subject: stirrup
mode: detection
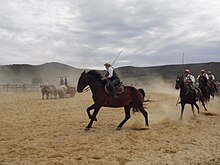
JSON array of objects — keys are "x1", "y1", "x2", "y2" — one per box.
[{"x1": 113, "y1": 96, "x2": 119, "y2": 99}]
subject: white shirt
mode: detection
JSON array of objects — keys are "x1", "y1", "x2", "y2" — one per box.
[
  {"x1": 208, "y1": 75, "x2": 215, "y2": 81},
  {"x1": 197, "y1": 74, "x2": 209, "y2": 80},
  {"x1": 107, "y1": 67, "x2": 114, "y2": 78},
  {"x1": 184, "y1": 74, "x2": 195, "y2": 84}
]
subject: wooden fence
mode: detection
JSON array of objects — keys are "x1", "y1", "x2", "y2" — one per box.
[{"x1": 0, "y1": 84, "x2": 40, "y2": 92}]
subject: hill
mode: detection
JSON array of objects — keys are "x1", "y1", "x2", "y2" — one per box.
[
  {"x1": 0, "y1": 62, "x2": 83, "y2": 85},
  {"x1": 0, "y1": 62, "x2": 219, "y2": 86},
  {"x1": 116, "y1": 62, "x2": 220, "y2": 86}
]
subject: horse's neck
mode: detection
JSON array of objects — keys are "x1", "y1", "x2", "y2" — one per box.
[
  {"x1": 180, "y1": 82, "x2": 188, "y2": 93},
  {"x1": 87, "y1": 77, "x2": 103, "y2": 94}
]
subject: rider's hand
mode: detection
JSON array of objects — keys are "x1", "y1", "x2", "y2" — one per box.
[{"x1": 102, "y1": 77, "x2": 108, "y2": 80}]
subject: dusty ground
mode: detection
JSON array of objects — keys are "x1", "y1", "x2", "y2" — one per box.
[{"x1": 0, "y1": 88, "x2": 220, "y2": 165}]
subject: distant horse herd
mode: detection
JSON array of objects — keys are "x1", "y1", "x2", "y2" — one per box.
[{"x1": 40, "y1": 84, "x2": 76, "y2": 99}]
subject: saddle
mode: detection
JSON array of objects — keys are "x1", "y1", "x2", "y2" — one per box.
[{"x1": 104, "y1": 82, "x2": 124, "y2": 94}]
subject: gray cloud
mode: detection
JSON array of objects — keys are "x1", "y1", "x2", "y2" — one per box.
[{"x1": 0, "y1": 0, "x2": 220, "y2": 69}]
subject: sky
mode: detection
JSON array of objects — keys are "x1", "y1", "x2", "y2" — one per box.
[{"x1": 0, "y1": 0, "x2": 220, "y2": 69}]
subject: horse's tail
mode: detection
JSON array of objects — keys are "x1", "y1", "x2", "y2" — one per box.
[{"x1": 132, "y1": 88, "x2": 146, "y2": 113}]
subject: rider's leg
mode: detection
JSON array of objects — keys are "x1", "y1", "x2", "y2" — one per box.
[{"x1": 109, "y1": 78, "x2": 120, "y2": 99}]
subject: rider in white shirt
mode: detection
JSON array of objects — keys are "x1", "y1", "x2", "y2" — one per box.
[
  {"x1": 184, "y1": 69, "x2": 195, "y2": 86},
  {"x1": 196, "y1": 69, "x2": 209, "y2": 80},
  {"x1": 184, "y1": 69, "x2": 198, "y2": 101},
  {"x1": 207, "y1": 71, "x2": 215, "y2": 81},
  {"x1": 104, "y1": 63, "x2": 120, "y2": 99}
]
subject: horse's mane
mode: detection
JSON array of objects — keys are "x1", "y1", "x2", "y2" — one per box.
[{"x1": 87, "y1": 70, "x2": 103, "y2": 82}]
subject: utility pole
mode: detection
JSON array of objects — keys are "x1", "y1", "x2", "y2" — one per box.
[{"x1": 182, "y1": 52, "x2": 184, "y2": 64}]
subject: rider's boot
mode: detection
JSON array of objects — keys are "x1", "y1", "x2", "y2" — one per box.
[{"x1": 111, "y1": 86, "x2": 119, "y2": 100}]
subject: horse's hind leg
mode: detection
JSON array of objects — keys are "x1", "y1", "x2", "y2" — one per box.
[
  {"x1": 191, "y1": 104, "x2": 196, "y2": 118},
  {"x1": 116, "y1": 105, "x2": 132, "y2": 130},
  {"x1": 137, "y1": 106, "x2": 149, "y2": 127},
  {"x1": 87, "y1": 103, "x2": 97, "y2": 121}
]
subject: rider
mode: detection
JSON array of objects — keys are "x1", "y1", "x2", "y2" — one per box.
[
  {"x1": 183, "y1": 69, "x2": 198, "y2": 101},
  {"x1": 103, "y1": 63, "x2": 120, "y2": 99},
  {"x1": 197, "y1": 69, "x2": 209, "y2": 80},
  {"x1": 64, "y1": 75, "x2": 68, "y2": 87},
  {"x1": 59, "y1": 75, "x2": 64, "y2": 85},
  {"x1": 207, "y1": 71, "x2": 217, "y2": 92},
  {"x1": 207, "y1": 71, "x2": 215, "y2": 81},
  {"x1": 196, "y1": 69, "x2": 208, "y2": 87}
]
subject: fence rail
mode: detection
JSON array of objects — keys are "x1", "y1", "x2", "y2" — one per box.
[{"x1": 0, "y1": 84, "x2": 40, "y2": 92}]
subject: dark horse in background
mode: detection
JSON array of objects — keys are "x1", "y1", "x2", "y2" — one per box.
[
  {"x1": 77, "y1": 70, "x2": 149, "y2": 130},
  {"x1": 198, "y1": 76, "x2": 211, "y2": 102},
  {"x1": 175, "y1": 76, "x2": 207, "y2": 120}
]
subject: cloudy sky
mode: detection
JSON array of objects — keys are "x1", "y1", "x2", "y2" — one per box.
[{"x1": 0, "y1": 0, "x2": 220, "y2": 69}]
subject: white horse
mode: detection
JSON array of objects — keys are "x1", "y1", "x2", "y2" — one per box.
[
  {"x1": 52, "y1": 85, "x2": 67, "y2": 98},
  {"x1": 40, "y1": 84, "x2": 55, "y2": 99}
]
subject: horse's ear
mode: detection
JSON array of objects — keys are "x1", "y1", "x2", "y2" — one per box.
[{"x1": 81, "y1": 70, "x2": 86, "y2": 75}]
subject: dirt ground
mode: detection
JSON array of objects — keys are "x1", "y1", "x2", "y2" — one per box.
[{"x1": 0, "y1": 88, "x2": 220, "y2": 165}]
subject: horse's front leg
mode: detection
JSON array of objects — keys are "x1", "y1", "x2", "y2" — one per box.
[
  {"x1": 42, "y1": 92, "x2": 44, "y2": 99},
  {"x1": 46, "y1": 93, "x2": 49, "y2": 99},
  {"x1": 180, "y1": 103, "x2": 185, "y2": 120},
  {"x1": 194, "y1": 102, "x2": 200, "y2": 114},
  {"x1": 191, "y1": 104, "x2": 195, "y2": 118},
  {"x1": 85, "y1": 106, "x2": 101, "y2": 131},
  {"x1": 86, "y1": 103, "x2": 97, "y2": 121}
]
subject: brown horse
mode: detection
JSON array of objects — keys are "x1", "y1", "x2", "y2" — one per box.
[
  {"x1": 175, "y1": 76, "x2": 207, "y2": 120},
  {"x1": 77, "y1": 70, "x2": 149, "y2": 130}
]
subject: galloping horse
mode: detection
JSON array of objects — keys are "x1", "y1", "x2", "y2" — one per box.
[
  {"x1": 198, "y1": 76, "x2": 211, "y2": 102},
  {"x1": 208, "y1": 81, "x2": 219, "y2": 97},
  {"x1": 77, "y1": 70, "x2": 149, "y2": 130},
  {"x1": 175, "y1": 76, "x2": 207, "y2": 120}
]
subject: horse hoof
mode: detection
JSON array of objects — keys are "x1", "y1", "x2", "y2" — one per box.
[
  {"x1": 116, "y1": 127, "x2": 122, "y2": 130},
  {"x1": 84, "y1": 127, "x2": 90, "y2": 131}
]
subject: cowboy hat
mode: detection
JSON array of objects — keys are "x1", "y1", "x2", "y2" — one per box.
[{"x1": 104, "y1": 63, "x2": 111, "y2": 67}]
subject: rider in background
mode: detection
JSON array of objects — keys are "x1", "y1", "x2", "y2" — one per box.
[
  {"x1": 197, "y1": 69, "x2": 209, "y2": 81},
  {"x1": 196, "y1": 69, "x2": 208, "y2": 86},
  {"x1": 207, "y1": 71, "x2": 218, "y2": 93},
  {"x1": 59, "y1": 75, "x2": 64, "y2": 85},
  {"x1": 103, "y1": 63, "x2": 120, "y2": 99},
  {"x1": 207, "y1": 71, "x2": 215, "y2": 81},
  {"x1": 184, "y1": 69, "x2": 198, "y2": 101},
  {"x1": 64, "y1": 75, "x2": 68, "y2": 87}
]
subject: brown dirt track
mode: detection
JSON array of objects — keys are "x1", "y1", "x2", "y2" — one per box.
[{"x1": 0, "y1": 89, "x2": 220, "y2": 165}]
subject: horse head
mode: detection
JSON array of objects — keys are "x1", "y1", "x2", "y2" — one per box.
[
  {"x1": 77, "y1": 71, "x2": 88, "y2": 93},
  {"x1": 175, "y1": 75, "x2": 184, "y2": 90}
]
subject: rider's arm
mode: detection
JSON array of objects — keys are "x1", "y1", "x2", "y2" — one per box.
[
  {"x1": 190, "y1": 75, "x2": 195, "y2": 83},
  {"x1": 212, "y1": 75, "x2": 215, "y2": 80}
]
